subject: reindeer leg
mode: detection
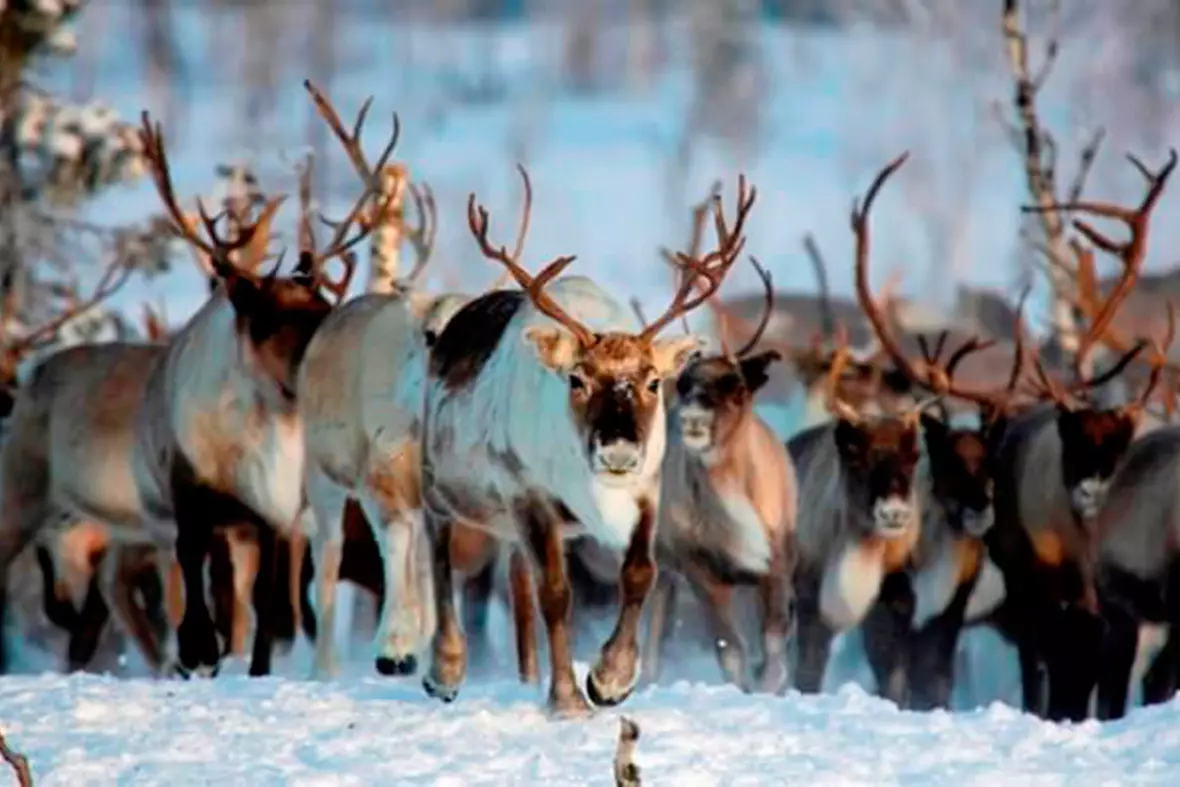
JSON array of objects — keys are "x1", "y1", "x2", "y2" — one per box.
[
  {"x1": 64, "y1": 551, "x2": 111, "y2": 673},
  {"x1": 271, "y1": 534, "x2": 299, "y2": 654},
  {"x1": 247, "y1": 522, "x2": 278, "y2": 677},
  {"x1": 793, "y1": 572, "x2": 834, "y2": 694},
  {"x1": 1096, "y1": 599, "x2": 1138, "y2": 720},
  {"x1": 229, "y1": 528, "x2": 260, "y2": 659},
  {"x1": 422, "y1": 511, "x2": 466, "y2": 703},
  {"x1": 587, "y1": 498, "x2": 657, "y2": 708},
  {"x1": 639, "y1": 570, "x2": 677, "y2": 687},
  {"x1": 365, "y1": 501, "x2": 423, "y2": 677},
  {"x1": 174, "y1": 521, "x2": 220, "y2": 677},
  {"x1": 207, "y1": 532, "x2": 238, "y2": 655},
  {"x1": 682, "y1": 562, "x2": 748, "y2": 692},
  {"x1": 862, "y1": 571, "x2": 915, "y2": 707},
  {"x1": 522, "y1": 500, "x2": 592, "y2": 718},
  {"x1": 756, "y1": 546, "x2": 795, "y2": 695},
  {"x1": 103, "y1": 545, "x2": 168, "y2": 675},
  {"x1": 907, "y1": 579, "x2": 974, "y2": 711},
  {"x1": 509, "y1": 546, "x2": 540, "y2": 685},
  {"x1": 306, "y1": 469, "x2": 346, "y2": 680}
]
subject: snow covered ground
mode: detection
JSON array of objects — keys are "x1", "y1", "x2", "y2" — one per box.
[{"x1": 3, "y1": 665, "x2": 1180, "y2": 784}]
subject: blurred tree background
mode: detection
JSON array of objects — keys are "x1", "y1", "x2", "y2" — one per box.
[{"x1": 6, "y1": 0, "x2": 1180, "y2": 370}]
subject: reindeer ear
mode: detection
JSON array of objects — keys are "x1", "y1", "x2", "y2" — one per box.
[
  {"x1": 523, "y1": 325, "x2": 580, "y2": 372},
  {"x1": 651, "y1": 335, "x2": 706, "y2": 378},
  {"x1": 739, "y1": 349, "x2": 781, "y2": 393}
]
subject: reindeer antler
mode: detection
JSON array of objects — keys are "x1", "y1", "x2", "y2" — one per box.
[
  {"x1": 401, "y1": 180, "x2": 438, "y2": 286},
  {"x1": 639, "y1": 175, "x2": 756, "y2": 342},
  {"x1": 467, "y1": 164, "x2": 591, "y2": 345},
  {"x1": 852, "y1": 153, "x2": 1020, "y2": 411},
  {"x1": 138, "y1": 112, "x2": 284, "y2": 278},
  {"x1": 303, "y1": 81, "x2": 406, "y2": 301},
  {"x1": 1025, "y1": 149, "x2": 1178, "y2": 380}
]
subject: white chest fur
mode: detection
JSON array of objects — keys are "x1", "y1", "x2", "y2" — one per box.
[
  {"x1": 964, "y1": 556, "x2": 1006, "y2": 623},
  {"x1": 587, "y1": 479, "x2": 642, "y2": 550},
  {"x1": 820, "y1": 541, "x2": 885, "y2": 632},
  {"x1": 718, "y1": 492, "x2": 771, "y2": 574}
]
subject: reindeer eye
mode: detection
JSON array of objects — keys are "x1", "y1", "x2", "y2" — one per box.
[
  {"x1": 569, "y1": 374, "x2": 587, "y2": 392},
  {"x1": 646, "y1": 377, "x2": 661, "y2": 394}
]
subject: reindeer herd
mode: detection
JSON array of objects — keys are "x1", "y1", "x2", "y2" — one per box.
[{"x1": 1, "y1": 80, "x2": 1180, "y2": 728}]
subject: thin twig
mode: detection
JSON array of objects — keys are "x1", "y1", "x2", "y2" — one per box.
[
  {"x1": 0, "y1": 730, "x2": 32, "y2": 787},
  {"x1": 1066, "y1": 127, "x2": 1106, "y2": 204}
]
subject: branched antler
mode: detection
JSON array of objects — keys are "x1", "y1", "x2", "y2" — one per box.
[
  {"x1": 852, "y1": 153, "x2": 1021, "y2": 413},
  {"x1": 302, "y1": 80, "x2": 406, "y2": 301},
  {"x1": 640, "y1": 175, "x2": 756, "y2": 341},
  {"x1": 467, "y1": 165, "x2": 589, "y2": 344},
  {"x1": 138, "y1": 112, "x2": 284, "y2": 279}
]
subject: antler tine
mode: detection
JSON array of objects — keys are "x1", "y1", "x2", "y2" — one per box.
[
  {"x1": 404, "y1": 180, "x2": 438, "y2": 285},
  {"x1": 733, "y1": 255, "x2": 774, "y2": 357},
  {"x1": 466, "y1": 167, "x2": 595, "y2": 346},
  {"x1": 945, "y1": 337, "x2": 999, "y2": 379},
  {"x1": 315, "y1": 249, "x2": 360, "y2": 303},
  {"x1": 641, "y1": 175, "x2": 757, "y2": 342},
  {"x1": 303, "y1": 79, "x2": 402, "y2": 195},
  {"x1": 138, "y1": 112, "x2": 216, "y2": 258}
]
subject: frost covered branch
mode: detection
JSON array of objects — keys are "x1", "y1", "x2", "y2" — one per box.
[{"x1": 0, "y1": 728, "x2": 32, "y2": 787}]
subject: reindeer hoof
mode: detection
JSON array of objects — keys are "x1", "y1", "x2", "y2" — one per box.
[
  {"x1": 586, "y1": 669, "x2": 636, "y2": 708},
  {"x1": 548, "y1": 693, "x2": 595, "y2": 720},
  {"x1": 423, "y1": 673, "x2": 459, "y2": 703},
  {"x1": 376, "y1": 655, "x2": 418, "y2": 676}
]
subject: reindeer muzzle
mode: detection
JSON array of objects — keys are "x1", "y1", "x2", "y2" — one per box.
[
  {"x1": 872, "y1": 495, "x2": 914, "y2": 538},
  {"x1": 960, "y1": 507, "x2": 994, "y2": 538},
  {"x1": 594, "y1": 439, "x2": 643, "y2": 478}
]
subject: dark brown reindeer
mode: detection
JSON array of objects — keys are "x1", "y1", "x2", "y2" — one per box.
[
  {"x1": 640, "y1": 253, "x2": 797, "y2": 694},
  {"x1": 981, "y1": 149, "x2": 1177, "y2": 721},
  {"x1": 785, "y1": 156, "x2": 939, "y2": 695},
  {"x1": 852, "y1": 212, "x2": 1030, "y2": 707},
  {"x1": 419, "y1": 172, "x2": 752, "y2": 716},
  {"x1": 128, "y1": 110, "x2": 389, "y2": 677}
]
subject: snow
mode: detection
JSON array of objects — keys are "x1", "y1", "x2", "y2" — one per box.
[{"x1": 3, "y1": 668, "x2": 1180, "y2": 784}]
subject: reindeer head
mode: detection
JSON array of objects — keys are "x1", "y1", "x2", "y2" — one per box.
[
  {"x1": 468, "y1": 166, "x2": 753, "y2": 483},
  {"x1": 921, "y1": 412, "x2": 1006, "y2": 538},
  {"x1": 1019, "y1": 147, "x2": 1178, "y2": 521},
  {"x1": 832, "y1": 406, "x2": 922, "y2": 539},
  {"x1": 670, "y1": 257, "x2": 781, "y2": 456}
]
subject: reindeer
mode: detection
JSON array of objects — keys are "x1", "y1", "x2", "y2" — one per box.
[
  {"x1": 980, "y1": 150, "x2": 1177, "y2": 721},
  {"x1": 418, "y1": 172, "x2": 752, "y2": 716},
  {"x1": 1093, "y1": 371, "x2": 1180, "y2": 720},
  {"x1": 850, "y1": 196, "x2": 1030, "y2": 707},
  {"x1": 296, "y1": 80, "x2": 478, "y2": 679},
  {"x1": 638, "y1": 251, "x2": 796, "y2": 694},
  {"x1": 127, "y1": 104, "x2": 392, "y2": 677},
  {"x1": 785, "y1": 158, "x2": 935, "y2": 695}
]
